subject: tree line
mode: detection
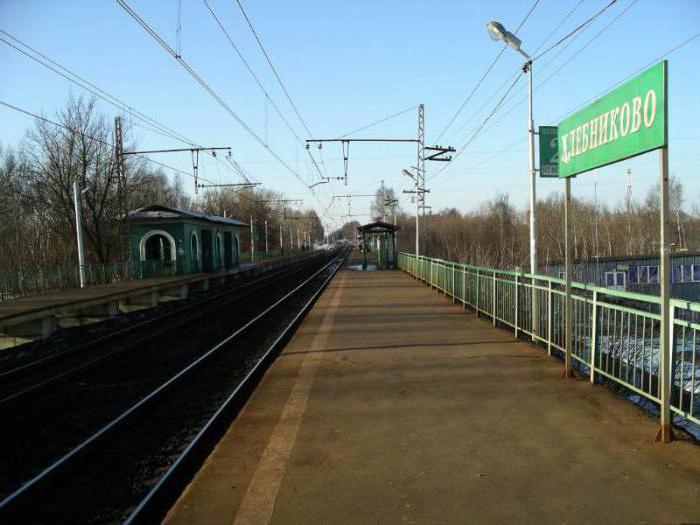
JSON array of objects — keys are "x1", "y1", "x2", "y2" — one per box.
[
  {"x1": 334, "y1": 180, "x2": 698, "y2": 271},
  {"x1": 0, "y1": 96, "x2": 322, "y2": 270}
]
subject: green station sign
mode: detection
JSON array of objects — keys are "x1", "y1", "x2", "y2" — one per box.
[
  {"x1": 558, "y1": 61, "x2": 667, "y2": 178},
  {"x1": 538, "y1": 126, "x2": 558, "y2": 178}
]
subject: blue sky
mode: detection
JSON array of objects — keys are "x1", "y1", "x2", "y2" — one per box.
[{"x1": 1, "y1": 0, "x2": 699, "y2": 230}]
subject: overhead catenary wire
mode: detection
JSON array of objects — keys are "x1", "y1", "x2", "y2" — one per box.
[
  {"x1": 116, "y1": 0, "x2": 324, "y2": 207},
  {"x1": 431, "y1": 27, "x2": 700, "y2": 191},
  {"x1": 442, "y1": 0, "x2": 586, "y2": 148},
  {"x1": 0, "y1": 99, "x2": 214, "y2": 184},
  {"x1": 532, "y1": 0, "x2": 620, "y2": 62},
  {"x1": 234, "y1": 0, "x2": 314, "y2": 139},
  {"x1": 435, "y1": 0, "x2": 540, "y2": 143},
  {"x1": 0, "y1": 28, "x2": 251, "y2": 186},
  {"x1": 335, "y1": 105, "x2": 419, "y2": 139},
  {"x1": 432, "y1": 0, "x2": 636, "y2": 183},
  {"x1": 202, "y1": 0, "x2": 326, "y2": 183}
]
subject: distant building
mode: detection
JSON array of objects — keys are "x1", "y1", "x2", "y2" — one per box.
[
  {"x1": 128, "y1": 205, "x2": 248, "y2": 275},
  {"x1": 542, "y1": 251, "x2": 700, "y2": 301}
]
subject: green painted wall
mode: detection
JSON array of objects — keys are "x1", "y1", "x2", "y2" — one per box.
[{"x1": 128, "y1": 220, "x2": 244, "y2": 275}]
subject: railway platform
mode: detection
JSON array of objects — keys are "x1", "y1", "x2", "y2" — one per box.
[
  {"x1": 0, "y1": 256, "x2": 293, "y2": 349},
  {"x1": 166, "y1": 267, "x2": 700, "y2": 524}
]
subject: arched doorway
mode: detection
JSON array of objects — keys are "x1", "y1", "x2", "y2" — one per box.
[
  {"x1": 139, "y1": 230, "x2": 177, "y2": 275},
  {"x1": 233, "y1": 235, "x2": 240, "y2": 266},
  {"x1": 190, "y1": 231, "x2": 200, "y2": 272},
  {"x1": 216, "y1": 233, "x2": 224, "y2": 269}
]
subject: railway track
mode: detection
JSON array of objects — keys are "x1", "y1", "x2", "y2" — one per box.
[
  {"x1": 0, "y1": 252, "x2": 320, "y2": 384},
  {"x1": 0, "y1": 251, "x2": 325, "y2": 403},
  {"x1": 0, "y1": 249, "x2": 348, "y2": 522}
]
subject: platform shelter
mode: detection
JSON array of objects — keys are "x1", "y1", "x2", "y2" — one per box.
[
  {"x1": 357, "y1": 221, "x2": 398, "y2": 270},
  {"x1": 128, "y1": 205, "x2": 248, "y2": 275}
]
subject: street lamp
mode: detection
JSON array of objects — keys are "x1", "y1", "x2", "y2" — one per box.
[{"x1": 487, "y1": 20, "x2": 538, "y2": 336}]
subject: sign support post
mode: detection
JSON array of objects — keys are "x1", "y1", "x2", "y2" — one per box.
[
  {"x1": 553, "y1": 60, "x2": 671, "y2": 441},
  {"x1": 657, "y1": 144, "x2": 672, "y2": 442},
  {"x1": 563, "y1": 176, "x2": 574, "y2": 378}
]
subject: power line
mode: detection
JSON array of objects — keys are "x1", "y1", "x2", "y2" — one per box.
[
  {"x1": 432, "y1": 27, "x2": 700, "y2": 191},
  {"x1": 532, "y1": 0, "x2": 619, "y2": 61},
  {"x1": 435, "y1": 0, "x2": 540, "y2": 143},
  {"x1": 442, "y1": 0, "x2": 585, "y2": 148},
  {"x1": 234, "y1": 0, "x2": 314, "y2": 139},
  {"x1": 530, "y1": 0, "x2": 584, "y2": 55},
  {"x1": 202, "y1": 0, "x2": 326, "y2": 182},
  {"x1": 335, "y1": 105, "x2": 419, "y2": 139},
  {"x1": 435, "y1": 0, "x2": 636, "y2": 178},
  {"x1": 0, "y1": 28, "x2": 250, "y2": 185},
  {"x1": 0, "y1": 99, "x2": 212, "y2": 184},
  {"x1": 117, "y1": 0, "x2": 315, "y2": 195},
  {"x1": 0, "y1": 30, "x2": 193, "y2": 147},
  {"x1": 429, "y1": 71, "x2": 523, "y2": 182}
]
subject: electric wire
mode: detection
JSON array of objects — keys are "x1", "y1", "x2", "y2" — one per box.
[
  {"x1": 432, "y1": 27, "x2": 700, "y2": 190},
  {"x1": 431, "y1": 0, "x2": 635, "y2": 183},
  {"x1": 202, "y1": 0, "x2": 326, "y2": 182},
  {"x1": 434, "y1": 0, "x2": 540, "y2": 143},
  {"x1": 0, "y1": 99, "x2": 213, "y2": 184},
  {"x1": 117, "y1": 0, "x2": 319, "y2": 201},
  {"x1": 532, "y1": 0, "x2": 619, "y2": 62},
  {"x1": 234, "y1": 0, "x2": 314, "y2": 139},
  {"x1": 335, "y1": 105, "x2": 419, "y2": 139},
  {"x1": 0, "y1": 28, "x2": 250, "y2": 185}
]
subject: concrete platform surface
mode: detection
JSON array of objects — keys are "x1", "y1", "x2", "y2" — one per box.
[{"x1": 166, "y1": 269, "x2": 700, "y2": 524}]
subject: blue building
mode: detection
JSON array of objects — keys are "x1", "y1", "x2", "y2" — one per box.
[{"x1": 542, "y1": 251, "x2": 700, "y2": 301}]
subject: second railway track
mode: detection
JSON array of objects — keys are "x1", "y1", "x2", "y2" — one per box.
[{"x1": 0, "y1": 248, "x2": 348, "y2": 522}]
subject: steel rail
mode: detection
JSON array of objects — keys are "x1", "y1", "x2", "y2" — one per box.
[
  {"x1": 126, "y1": 249, "x2": 348, "y2": 522},
  {"x1": 0, "y1": 252, "x2": 318, "y2": 381},
  {"x1": 0, "y1": 253, "x2": 326, "y2": 407},
  {"x1": 0, "y1": 250, "x2": 346, "y2": 512}
]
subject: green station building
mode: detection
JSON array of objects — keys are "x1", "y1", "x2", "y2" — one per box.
[{"x1": 128, "y1": 205, "x2": 248, "y2": 275}]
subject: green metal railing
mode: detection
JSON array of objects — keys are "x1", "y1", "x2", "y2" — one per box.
[
  {"x1": 398, "y1": 252, "x2": 700, "y2": 430},
  {"x1": 0, "y1": 260, "x2": 177, "y2": 301}
]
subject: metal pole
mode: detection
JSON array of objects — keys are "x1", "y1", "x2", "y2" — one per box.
[
  {"x1": 527, "y1": 61, "x2": 539, "y2": 340},
  {"x1": 250, "y1": 214, "x2": 255, "y2": 261},
  {"x1": 279, "y1": 223, "x2": 283, "y2": 254},
  {"x1": 264, "y1": 220, "x2": 269, "y2": 253},
  {"x1": 114, "y1": 116, "x2": 127, "y2": 261},
  {"x1": 73, "y1": 179, "x2": 86, "y2": 288},
  {"x1": 658, "y1": 145, "x2": 672, "y2": 442},
  {"x1": 564, "y1": 176, "x2": 574, "y2": 378}
]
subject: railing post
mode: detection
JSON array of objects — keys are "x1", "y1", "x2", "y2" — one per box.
[
  {"x1": 547, "y1": 280, "x2": 552, "y2": 356},
  {"x1": 452, "y1": 264, "x2": 456, "y2": 303},
  {"x1": 492, "y1": 270, "x2": 497, "y2": 326},
  {"x1": 476, "y1": 268, "x2": 480, "y2": 316},
  {"x1": 462, "y1": 266, "x2": 467, "y2": 309},
  {"x1": 514, "y1": 273, "x2": 519, "y2": 338},
  {"x1": 590, "y1": 290, "x2": 598, "y2": 383}
]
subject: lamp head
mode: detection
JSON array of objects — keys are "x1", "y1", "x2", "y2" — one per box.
[
  {"x1": 486, "y1": 20, "x2": 524, "y2": 54},
  {"x1": 486, "y1": 20, "x2": 507, "y2": 41}
]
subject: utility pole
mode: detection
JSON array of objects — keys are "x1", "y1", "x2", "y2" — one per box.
[
  {"x1": 416, "y1": 104, "x2": 425, "y2": 256},
  {"x1": 264, "y1": 219, "x2": 269, "y2": 253},
  {"x1": 279, "y1": 223, "x2": 283, "y2": 254},
  {"x1": 114, "y1": 116, "x2": 127, "y2": 261},
  {"x1": 73, "y1": 179, "x2": 87, "y2": 288},
  {"x1": 306, "y1": 104, "x2": 452, "y2": 257},
  {"x1": 250, "y1": 214, "x2": 255, "y2": 261},
  {"x1": 119, "y1": 145, "x2": 231, "y2": 194}
]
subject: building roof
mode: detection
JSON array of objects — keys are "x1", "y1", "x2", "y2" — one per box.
[
  {"x1": 357, "y1": 221, "x2": 400, "y2": 232},
  {"x1": 129, "y1": 204, "x2": 249, "y2": 228},
  {"x1": 544, "y1": 250, "x2": 700, "y2": 267}
]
